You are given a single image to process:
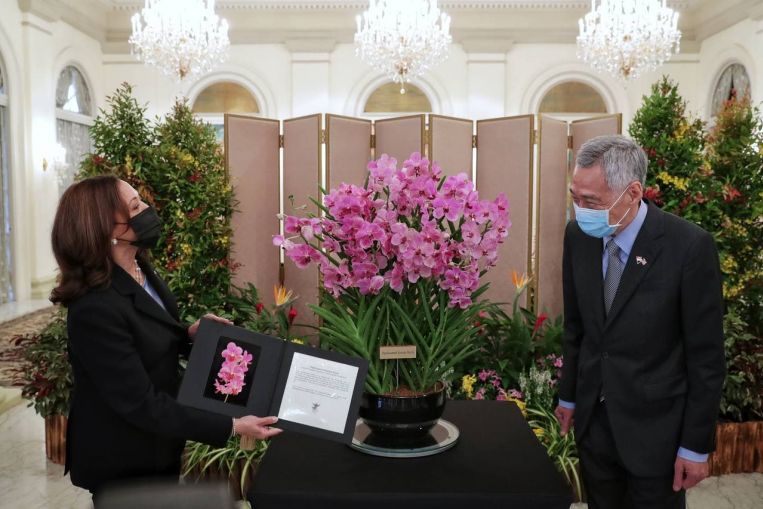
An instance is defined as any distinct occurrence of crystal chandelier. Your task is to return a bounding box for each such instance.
[355,0,452,94]
[129,0,230,81]
[577,0,681,81]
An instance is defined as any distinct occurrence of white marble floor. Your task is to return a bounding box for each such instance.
[0,300,53,324]
[0,399,91,509]
[1,401,761,509]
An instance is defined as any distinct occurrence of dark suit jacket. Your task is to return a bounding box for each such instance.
[65,261,232,493]
[558,201,725,477]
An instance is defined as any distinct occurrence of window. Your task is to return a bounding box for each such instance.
[55,66,93,193]
[192,81,259,143]
[538,81,607,122]
[364,82,432,114]
[0,54,14,302]
[711,63,751,117]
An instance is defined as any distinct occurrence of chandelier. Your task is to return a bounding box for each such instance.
[577,0,681,81]
[129,0,230,81]
[355,0,452,94]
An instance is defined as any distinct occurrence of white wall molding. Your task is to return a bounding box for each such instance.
[521,65,626,120]
[702,44,759,118]
[185,68,277,118]
[345,72,449,118]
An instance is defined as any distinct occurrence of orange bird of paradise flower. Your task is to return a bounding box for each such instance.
[273,285,294,307]
[511,270,530,291]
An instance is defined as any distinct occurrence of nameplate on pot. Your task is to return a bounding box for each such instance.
[379,345,417,359]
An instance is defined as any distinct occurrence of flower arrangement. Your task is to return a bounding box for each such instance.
[274,152,510,394]
[454,270,563,390]
[214,342,253,400]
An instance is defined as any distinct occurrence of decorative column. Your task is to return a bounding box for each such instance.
[288,39,335,117]
[19,8,59,299]
[463,39,513,119]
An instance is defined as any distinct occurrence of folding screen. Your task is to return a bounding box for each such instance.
[225,114,280,307]
[569,114,623,164]
[429,114,474,177]
[282,114,322,333]
[535,115,569,317]
[326,114,373,189]
[535,113,622,317]
[475,115,534,308]
[226,111,624,332]
[374,114,425,165]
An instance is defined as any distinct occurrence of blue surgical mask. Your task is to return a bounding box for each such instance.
[573,187,631,238]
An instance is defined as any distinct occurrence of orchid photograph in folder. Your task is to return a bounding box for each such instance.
[204,339,257,405]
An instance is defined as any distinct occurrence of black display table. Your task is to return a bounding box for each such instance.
[249,400,574,509]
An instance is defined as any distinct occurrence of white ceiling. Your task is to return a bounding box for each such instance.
[21,0,763,54]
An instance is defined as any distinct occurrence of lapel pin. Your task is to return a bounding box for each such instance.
[636,256,647,266]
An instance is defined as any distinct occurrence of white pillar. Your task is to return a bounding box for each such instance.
[20,11,59,299]
[466,52,508,120]
[288,40,334,118]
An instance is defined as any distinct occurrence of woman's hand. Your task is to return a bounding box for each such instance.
[188,313,233,339]
[234,416,283,440]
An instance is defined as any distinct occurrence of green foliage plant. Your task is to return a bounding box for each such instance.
[705,95,763,330]
[454,272,563,390]
[526,404,582,502]
[720,306,763,422]
[80,83,234,323]
[628,76,719,227]
[11,309,72,418]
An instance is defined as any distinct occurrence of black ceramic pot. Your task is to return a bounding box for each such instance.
[358,382,446,439]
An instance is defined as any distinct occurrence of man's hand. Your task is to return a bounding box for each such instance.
[673,456,709,491]
[188,313,233,339]
[554,405,575,436]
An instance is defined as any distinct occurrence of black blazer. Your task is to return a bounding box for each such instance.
[558,201,725,477]
[65,261,231,493]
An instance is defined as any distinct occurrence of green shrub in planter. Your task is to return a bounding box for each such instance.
[11,309,71,418]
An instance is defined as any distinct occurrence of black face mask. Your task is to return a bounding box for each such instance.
[116,207,162,249]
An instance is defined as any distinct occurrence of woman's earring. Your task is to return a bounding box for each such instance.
[111,238,118,245]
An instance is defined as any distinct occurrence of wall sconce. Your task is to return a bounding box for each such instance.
[42,143,67,172]
[43,143,69,188]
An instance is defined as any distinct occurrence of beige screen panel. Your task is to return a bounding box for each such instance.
[374,115,425,167]
[536,115,570,317]
[429,114,474,177]
[475,115,533,308]
[326,114,372,189]
[283,114,322,335]
[570,114,623,166]
[225,114,280,307]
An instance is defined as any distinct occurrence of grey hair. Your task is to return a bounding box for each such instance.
[575,135,648,191]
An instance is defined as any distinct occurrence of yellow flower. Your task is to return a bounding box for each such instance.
[461,374,477,399]
[511,270,530,292]
[508,397,527,417]
[181,243,192,256]
[290,337,305,345]
[673,121,688,140]
[721,255,737,274]
[532,427,545,439]
[273,285,294,307]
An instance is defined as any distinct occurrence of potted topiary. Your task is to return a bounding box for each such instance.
[11,308,72,464]
[274,152,510,439]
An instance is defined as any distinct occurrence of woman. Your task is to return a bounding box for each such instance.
[51,175,282,496]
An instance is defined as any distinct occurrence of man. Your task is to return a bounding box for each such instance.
[554,135,725,509]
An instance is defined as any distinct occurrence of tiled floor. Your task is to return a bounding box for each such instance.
[1,400,761,509]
